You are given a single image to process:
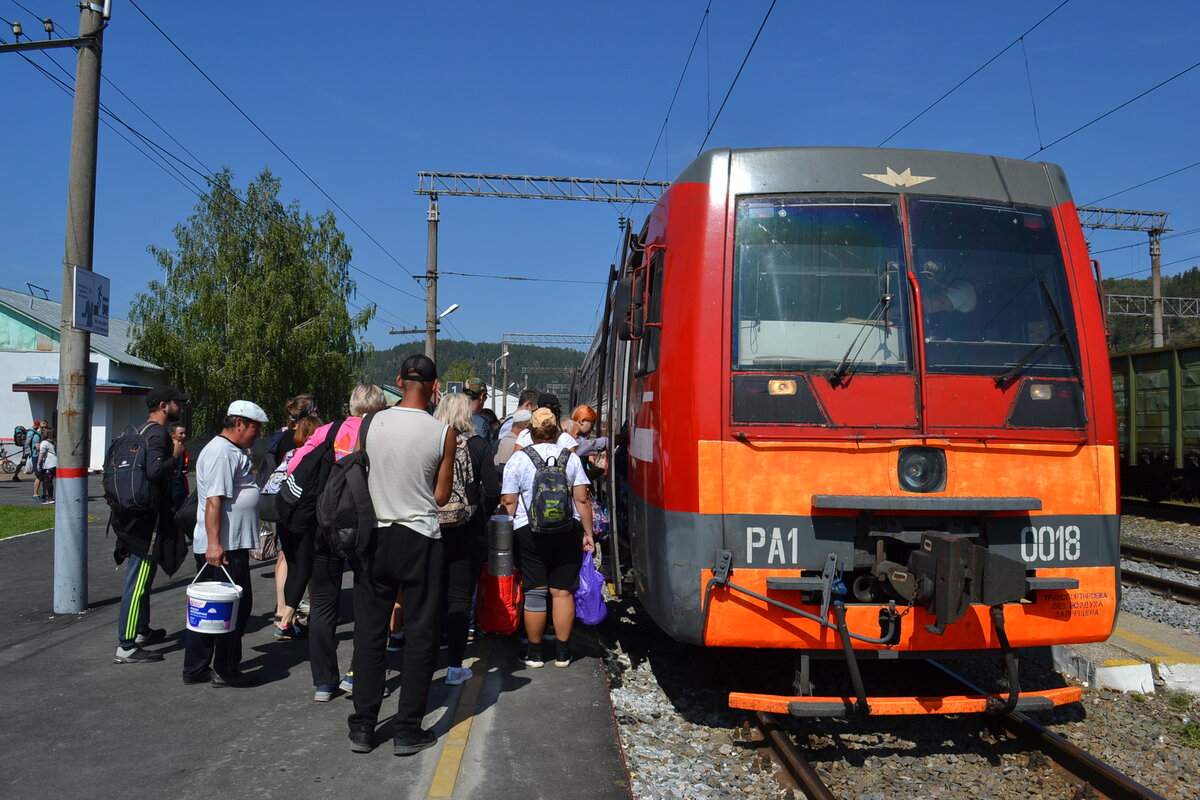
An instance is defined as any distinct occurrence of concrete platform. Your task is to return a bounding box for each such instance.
[0,476,631,800]
[1051,611,1200,694]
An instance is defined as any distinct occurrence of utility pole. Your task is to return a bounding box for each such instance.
[57,2,105,613]
[1150,230,1164,348]
[425,195,439,364]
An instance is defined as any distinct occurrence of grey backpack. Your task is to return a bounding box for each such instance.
[521,447,574,533]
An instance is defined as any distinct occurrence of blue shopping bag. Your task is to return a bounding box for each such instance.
[574,551,607,626]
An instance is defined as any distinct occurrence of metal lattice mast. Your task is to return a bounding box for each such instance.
[1077,206,1172,347]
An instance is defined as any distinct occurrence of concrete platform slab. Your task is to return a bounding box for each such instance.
[0,476,631,800]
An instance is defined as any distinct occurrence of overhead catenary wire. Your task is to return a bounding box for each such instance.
[1086,159,1200,206]
[1089,227,1200,256]
[127,0,422,290]
[696,0,778,155]
[439,270,605,286]
[877,0,1073,148]
[1025,57,1200,160]
[1106,254,1200,281]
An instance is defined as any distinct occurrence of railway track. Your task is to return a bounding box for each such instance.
[745,660,1169,800]
[1120,497,1200,525]
[930,661,1167,800]
[1119,542,1200,605]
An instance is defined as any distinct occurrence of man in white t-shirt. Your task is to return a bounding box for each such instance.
[182,400,268,688]
[349,354,455,756]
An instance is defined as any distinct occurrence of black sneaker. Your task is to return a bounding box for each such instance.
[522,644,545,669]
[182,669,212,685]
[114,647,164,664]
[349,729,373,754]
[393,728,436,756]
[135,628,166,646]
[554,643,571,668]
[210,670,262,688]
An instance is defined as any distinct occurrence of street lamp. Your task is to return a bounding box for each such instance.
[488,349,510,415]
[388,302,461,367]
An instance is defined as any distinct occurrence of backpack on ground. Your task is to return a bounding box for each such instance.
[274,420,342,529]
[13,426,26,448]
[316,414,376,561]
[520,446,575,533]
[437,435,477,528]
[103,423,157,521]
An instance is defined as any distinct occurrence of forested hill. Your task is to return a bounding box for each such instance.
[1103,266,1200,352]
[367,339,588,392]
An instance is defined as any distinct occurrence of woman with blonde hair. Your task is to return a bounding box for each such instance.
[435,392,500,686]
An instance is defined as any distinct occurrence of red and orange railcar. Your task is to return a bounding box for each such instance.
[579,146,1118,716]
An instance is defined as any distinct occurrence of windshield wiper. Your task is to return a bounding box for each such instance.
[993,281,1081,387]
[830,293,893,385]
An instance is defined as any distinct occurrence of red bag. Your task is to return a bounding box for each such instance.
[477,566,522,635]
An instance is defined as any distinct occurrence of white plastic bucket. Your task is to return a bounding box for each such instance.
[186,564,243,634]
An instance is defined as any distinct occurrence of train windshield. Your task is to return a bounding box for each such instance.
[733,197,910,372]
[910,199,1078,377]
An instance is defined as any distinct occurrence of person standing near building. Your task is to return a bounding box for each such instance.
[36,427,56,504]
[182,400,268,687]
[348,354,454,755]
[27,422,44,498]
[113,387,187,664]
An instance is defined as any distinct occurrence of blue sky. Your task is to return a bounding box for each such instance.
[2,1,1197,353]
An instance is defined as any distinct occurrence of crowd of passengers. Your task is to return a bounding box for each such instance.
[109,354,609,756]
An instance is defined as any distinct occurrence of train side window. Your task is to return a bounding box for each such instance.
[635,250,665,376]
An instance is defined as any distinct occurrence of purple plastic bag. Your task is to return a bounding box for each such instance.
[574,551,607,626]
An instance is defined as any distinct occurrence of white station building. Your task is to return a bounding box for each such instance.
[0,286,164,471]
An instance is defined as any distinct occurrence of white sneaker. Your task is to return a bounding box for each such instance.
[445,666,473,686]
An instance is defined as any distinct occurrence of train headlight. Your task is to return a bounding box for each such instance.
[898,447,946,494]
[1029,383,1052,400]
[768,379,797,395]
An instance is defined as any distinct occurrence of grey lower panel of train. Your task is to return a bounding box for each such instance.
[627,497,1119,644]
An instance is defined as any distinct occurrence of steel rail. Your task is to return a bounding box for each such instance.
[755,710,838,800]
[1121,543,1200,574]
[930,661,1166,800]
[1120,498,1200,525]
[1120,568,1200,605]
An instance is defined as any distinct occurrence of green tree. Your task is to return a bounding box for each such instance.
[130,168,375,434]
[442,359,475,383]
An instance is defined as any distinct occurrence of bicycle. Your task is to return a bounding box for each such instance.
[0,447,16,474]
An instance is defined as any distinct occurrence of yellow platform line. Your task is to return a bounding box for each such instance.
[1113,627,1200,664]
[426,638,494,800]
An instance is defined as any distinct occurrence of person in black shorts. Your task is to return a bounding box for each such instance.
[500,407,594,668]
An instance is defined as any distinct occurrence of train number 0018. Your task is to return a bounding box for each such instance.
[1020,525,1081,562]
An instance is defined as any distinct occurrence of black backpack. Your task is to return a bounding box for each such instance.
[316,414,376,560]
[13,426,26,447]
[272,419,343,529]
[103,423,157,520]
[521,446,575,533]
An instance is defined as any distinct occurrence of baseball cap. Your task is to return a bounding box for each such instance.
[512,409,532,423]
[463,378,486,396]
[226,400,269,423]
[398,354,437,383]
[146,385,189,408]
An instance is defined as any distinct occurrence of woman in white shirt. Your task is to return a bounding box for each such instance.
[500,408,593,669]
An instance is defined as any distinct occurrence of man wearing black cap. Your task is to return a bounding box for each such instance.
[348,354,455,755]
[113,386,188,664]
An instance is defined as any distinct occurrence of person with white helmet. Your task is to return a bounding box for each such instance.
[182,400,269,688]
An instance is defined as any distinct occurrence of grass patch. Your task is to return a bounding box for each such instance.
[1168,690,1195,713]
[0,505,56,540]
[1170,720,1200,748]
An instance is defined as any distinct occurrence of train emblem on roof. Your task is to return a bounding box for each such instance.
[862,167,936,187]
